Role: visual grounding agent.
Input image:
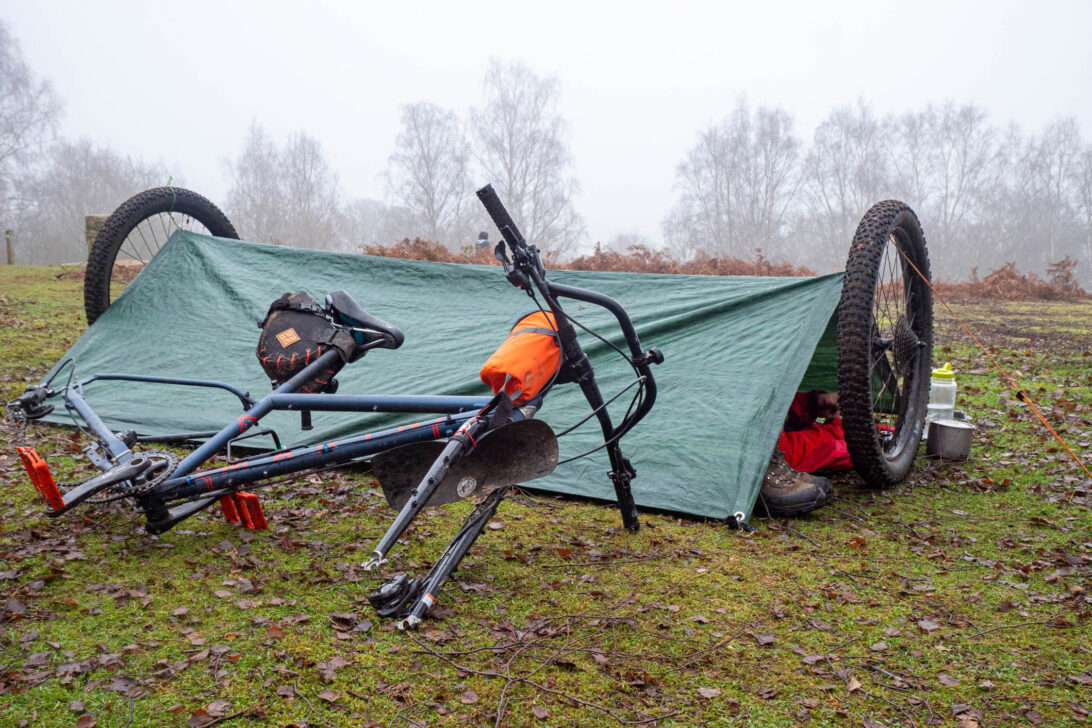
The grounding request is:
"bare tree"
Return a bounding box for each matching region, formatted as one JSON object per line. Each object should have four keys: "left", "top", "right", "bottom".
{"left": 800, "top": 100, "right": 894, "bottom": 267}
{"left": 750, "top": 107, "right": 802, "bottom": 254}
{"left": 0, "top": 20, "right": 63, "bottom": 226}
{"left": 224, "top": 122, "right": 285, "bottom": 244}
{"left": 1073, "top": 145, "right": 1092, "bottom": 285}
{"left": 885, "top": 108, "right": 932, "bottom": 210}
{"left": 225, "top": 123, "right": 340, "bottom": 249}
{"left": 1034, "top": 117, "right": 1082, "bottom": 264}
{"left": 663, "top": 116, "right": 742, "bottom": 260}
{"left": 664, "top": 100, "right": 801, "bottom": 260}
{"left": 15, "top": 138, "right": 166, "bottom": 263}
{"left": 470, "top": 60, "right": 583, "bottom": 253}
{"left": 280, "top": 132, "right": 340, "bottom": 248}
{"left": 386, "top": 102, "right": 473, "bottom": 248}
{"left": 925, "top": 103, "right": 998, "bottom": 272}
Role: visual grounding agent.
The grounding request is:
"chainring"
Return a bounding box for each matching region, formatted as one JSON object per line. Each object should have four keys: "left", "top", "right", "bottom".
{"left": 88, "top": 449, "right": 178, "bottom": 503}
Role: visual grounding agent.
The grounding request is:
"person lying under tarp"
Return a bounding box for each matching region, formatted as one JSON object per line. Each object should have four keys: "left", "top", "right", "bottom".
{"left": 757, "top": 390, "right": 849, "bottom": 517}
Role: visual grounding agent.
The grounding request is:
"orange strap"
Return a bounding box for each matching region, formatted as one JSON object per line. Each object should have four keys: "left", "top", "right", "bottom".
{"left": 897, "top": 247, "right": 1092, "bottom": 482}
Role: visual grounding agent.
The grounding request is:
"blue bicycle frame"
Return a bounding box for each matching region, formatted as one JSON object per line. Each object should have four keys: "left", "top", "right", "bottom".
{"left": 42, "top": 351, "right": 497, "bottom": 533}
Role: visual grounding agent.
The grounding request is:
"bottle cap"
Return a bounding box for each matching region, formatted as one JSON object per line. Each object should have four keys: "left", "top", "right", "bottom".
{"left": 931, "top": 362, "right": 955, "bottom": 380}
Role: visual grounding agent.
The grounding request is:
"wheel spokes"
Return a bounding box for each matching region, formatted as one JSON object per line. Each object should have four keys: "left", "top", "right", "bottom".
{"left": 108, "top": 213, "right": 213, "bottom": 303}
{"left": 869, "top": 234, "right": 912, "bottom": 452}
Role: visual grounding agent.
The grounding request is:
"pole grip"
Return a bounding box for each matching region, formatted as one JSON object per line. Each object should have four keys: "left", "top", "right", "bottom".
{"left": 476, "top": 185, "right": 526, "bottom": 251}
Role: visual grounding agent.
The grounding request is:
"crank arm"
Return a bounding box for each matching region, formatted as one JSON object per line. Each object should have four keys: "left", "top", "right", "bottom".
{"left": 18, "top": 450, "right": 149, "bottom": 518}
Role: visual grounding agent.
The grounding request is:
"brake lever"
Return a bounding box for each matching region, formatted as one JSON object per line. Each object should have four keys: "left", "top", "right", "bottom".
{"left": 494, "top": 241, "right": 529, "bottom": 290}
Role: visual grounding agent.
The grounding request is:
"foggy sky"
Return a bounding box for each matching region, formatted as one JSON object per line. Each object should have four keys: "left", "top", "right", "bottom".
{"left": 3, "top": 0, "right": 1091, "bottom": 246}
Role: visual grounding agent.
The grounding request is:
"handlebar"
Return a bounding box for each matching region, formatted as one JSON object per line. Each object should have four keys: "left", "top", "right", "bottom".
{"left": 475, "top": 184, "right": 662, "bottom": 444}
{"left": 476, "top": 184, "right": 527, "bottom": 252}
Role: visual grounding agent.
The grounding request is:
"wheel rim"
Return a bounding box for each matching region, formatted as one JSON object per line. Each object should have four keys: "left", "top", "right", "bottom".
{"left": 108, "top": 212, "right": 214, "bottom": 303}
{"left": 868, "top": 229, "right": 925, "bottom": 463}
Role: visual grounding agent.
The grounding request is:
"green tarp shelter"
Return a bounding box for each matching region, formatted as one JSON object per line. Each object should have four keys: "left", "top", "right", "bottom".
{"left": 43, "top": 232, "right": 843, "bottom": 522}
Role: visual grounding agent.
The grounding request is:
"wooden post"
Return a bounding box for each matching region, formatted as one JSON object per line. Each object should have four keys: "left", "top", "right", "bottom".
{"left": 5, "top": 230, "right": 12, "bottom": 265}
{"left": 85, "top": 215, "right": 107, "bottom": 251}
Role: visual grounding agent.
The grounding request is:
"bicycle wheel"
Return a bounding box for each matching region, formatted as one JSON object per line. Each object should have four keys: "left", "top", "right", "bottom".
{"left": 837, "top": 200, "right": 933, "bottom": 487}
{"left": 84, "top": 187, "right": 239, "bottom": 324}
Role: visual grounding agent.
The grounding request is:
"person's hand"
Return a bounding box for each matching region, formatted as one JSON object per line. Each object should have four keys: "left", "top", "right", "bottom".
{"left": 816, "top": 391, "right": 839, "bottom": 419}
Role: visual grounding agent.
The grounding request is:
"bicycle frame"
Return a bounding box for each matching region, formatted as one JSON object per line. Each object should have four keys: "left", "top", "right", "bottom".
{"left": 11, "top": 184, "right": 662, "bottom": 627}
{"left": 43, "top": 356, "right": 496, "bottom": 533}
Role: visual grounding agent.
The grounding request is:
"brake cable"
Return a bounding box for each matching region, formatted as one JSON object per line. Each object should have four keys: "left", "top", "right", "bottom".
{"left": 525, "top": 288, "right": 647, "bottom": 457}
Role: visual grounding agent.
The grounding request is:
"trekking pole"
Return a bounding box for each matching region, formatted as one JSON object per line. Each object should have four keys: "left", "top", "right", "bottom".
{"left": 396, "top": 486, "right": 509, "bottom": 629}
{"left": 362, "top": 415, "right": 490, "bottom": 570}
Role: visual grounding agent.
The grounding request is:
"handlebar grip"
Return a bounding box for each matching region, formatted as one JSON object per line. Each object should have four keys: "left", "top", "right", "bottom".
{"left": 476, "top": 184, "right": 526, "bottom": 250}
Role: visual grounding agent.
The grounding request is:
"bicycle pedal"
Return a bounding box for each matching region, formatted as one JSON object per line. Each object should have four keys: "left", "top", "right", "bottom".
{"left": 16, "top": 447, "right": 65, "bottom": 512}
{"left": 235, "top": 492, "right": 267, "bottom": 530}
{"left": 219, "top": 495, "right": 242, "bottom": 524}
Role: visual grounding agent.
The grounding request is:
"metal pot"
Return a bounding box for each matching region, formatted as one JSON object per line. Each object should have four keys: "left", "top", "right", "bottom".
{"left": 926, "top": 419, "right": 975, "bottom": 460}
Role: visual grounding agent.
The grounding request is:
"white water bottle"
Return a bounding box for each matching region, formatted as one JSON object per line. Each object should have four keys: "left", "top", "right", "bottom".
{"left": 927, "top": 362, "right": 957, "bottom": 423}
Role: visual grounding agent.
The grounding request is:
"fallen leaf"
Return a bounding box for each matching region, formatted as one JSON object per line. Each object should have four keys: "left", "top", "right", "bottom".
{"left": 754, "top": 632, "right": 775, "bottom": 646}
{"left": 24, "top": 652, "right": 50, "bottom": 668}
{"left": 939, "top": 673, "right": 960, "bottom": 686}
{"left": 206, "top": 701, "right": 231, "bottom": 717}
{"left": 318, "top": 689, "right": 339, "bottom": 703}
{"left": 75, "top": 716, "right": 97, "bottom": 728}
{"left": 186, "top": 710, "right": 213, "bottom": 728}
{"left": 697, "top": 687, "right": 722, "bottom": 699}
{"left": 917, "top": 618, "right": 941, "bottom": 632}
{"left": 424, "top": 628, "right": 452, "bottom": 643}
{"left": 847, "top": 677, "right": 862, "bottom": 693}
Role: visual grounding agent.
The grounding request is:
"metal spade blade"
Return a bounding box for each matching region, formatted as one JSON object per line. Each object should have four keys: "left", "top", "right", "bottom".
{"left": 372, "top": 441, "right": 485, "bottom": 510}
{"left": 371, "top": 419, "right": 558, "bottom": 510}
{"left": 472, "top": 419, "right": 558, "bottom": 487}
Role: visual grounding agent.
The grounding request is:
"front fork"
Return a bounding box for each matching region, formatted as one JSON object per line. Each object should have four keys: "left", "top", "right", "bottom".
{"left": 567, "top": 352, "right": 640, "bottom": 531}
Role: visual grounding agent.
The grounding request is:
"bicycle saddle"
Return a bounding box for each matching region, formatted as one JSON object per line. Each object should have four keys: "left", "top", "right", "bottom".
{"left": 324, "top": 290, "right": 405, "bottom": 351}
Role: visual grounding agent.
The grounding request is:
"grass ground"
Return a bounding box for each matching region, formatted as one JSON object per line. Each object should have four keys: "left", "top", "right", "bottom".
{"left": 1, "top": 265, "right": 1089, "bottom": 727}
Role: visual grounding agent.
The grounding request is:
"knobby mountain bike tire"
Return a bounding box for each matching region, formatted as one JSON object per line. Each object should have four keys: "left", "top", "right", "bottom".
{"left": 84, "top": 187, "right": 239, "bottom": 324}
{"left": 837, "top": 200, "right": 933, "bottom": 487}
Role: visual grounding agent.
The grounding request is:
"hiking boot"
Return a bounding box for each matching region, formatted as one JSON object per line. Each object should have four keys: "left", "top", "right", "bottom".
{"left": 757, "top": 452, "right": 833, "bottom": 517}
